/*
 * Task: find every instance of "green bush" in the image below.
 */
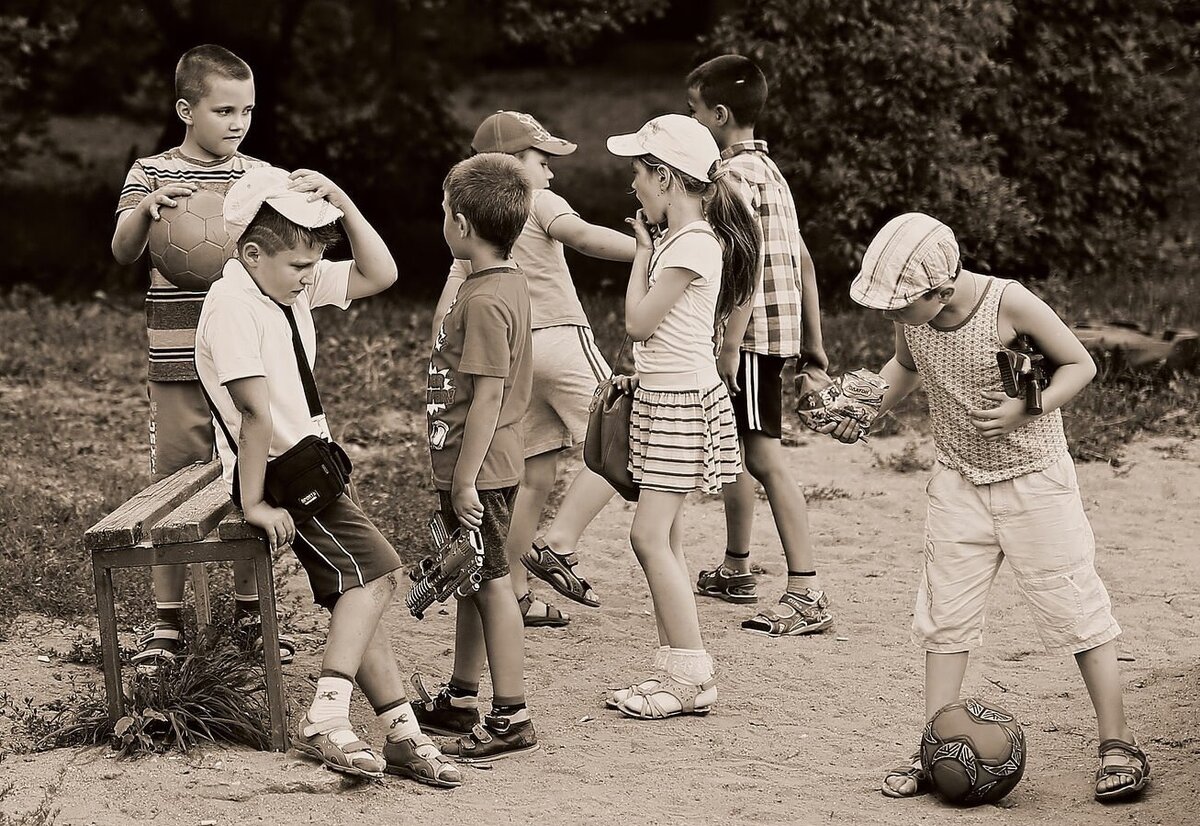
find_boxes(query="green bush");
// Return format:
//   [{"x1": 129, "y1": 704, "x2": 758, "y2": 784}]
[{"x1": 706, "y1": 0, "x2": 1199, "y2": 292}]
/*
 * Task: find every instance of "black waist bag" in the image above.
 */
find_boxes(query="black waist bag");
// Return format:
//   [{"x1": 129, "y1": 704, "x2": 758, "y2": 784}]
[{"x1": 233, "y1": 436, "x2": 352, "y2": 522}]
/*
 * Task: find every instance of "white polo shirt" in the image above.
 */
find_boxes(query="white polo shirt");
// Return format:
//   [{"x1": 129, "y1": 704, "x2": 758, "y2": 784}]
[{"x1": 195, "y1": 257, "x2": 352, "y2": 494}]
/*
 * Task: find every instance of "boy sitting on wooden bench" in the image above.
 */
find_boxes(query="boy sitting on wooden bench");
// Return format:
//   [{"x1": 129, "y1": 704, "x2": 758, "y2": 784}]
[{"x1": 194, "y1": 166, "x2": 461, "y2": 787}]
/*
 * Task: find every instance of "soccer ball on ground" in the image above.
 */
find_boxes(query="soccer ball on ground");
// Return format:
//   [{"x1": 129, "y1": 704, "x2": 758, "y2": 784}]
[
  {"x1": 920, "y1": 697, "x2": 1026, "y2": 805},
  {"x1": 148, "y1": 188, "x2": 236, "y2": 290}
]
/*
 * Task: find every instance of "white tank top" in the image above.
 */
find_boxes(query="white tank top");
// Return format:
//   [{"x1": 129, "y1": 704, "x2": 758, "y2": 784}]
[{"x1": 903, "y1": 274, "x2": 1069, "y2": 485}]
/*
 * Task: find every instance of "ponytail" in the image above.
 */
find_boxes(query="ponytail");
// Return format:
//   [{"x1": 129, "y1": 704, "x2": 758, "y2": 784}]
[
  {"x1": 640, "y1": 154, "x2": 761, "y2": 321},
  {"x1": 703, "y1": 171, "x2": 760, "y2": 321}
]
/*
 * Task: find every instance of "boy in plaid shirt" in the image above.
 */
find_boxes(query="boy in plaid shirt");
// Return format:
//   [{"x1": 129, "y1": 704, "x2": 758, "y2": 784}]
[{"x1": 687, "y1": 55, "x2": 836, "y2": 636}]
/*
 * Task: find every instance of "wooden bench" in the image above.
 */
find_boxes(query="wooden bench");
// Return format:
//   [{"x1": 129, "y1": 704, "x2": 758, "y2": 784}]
[{"x1": 84, "y1": 460, "x2": 288, "y2": 751}]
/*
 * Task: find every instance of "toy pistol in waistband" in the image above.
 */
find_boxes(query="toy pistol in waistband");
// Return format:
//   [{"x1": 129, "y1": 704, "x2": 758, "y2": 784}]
[{"x1": 405, "y1": 512, "x2": 484, "y2": 620}]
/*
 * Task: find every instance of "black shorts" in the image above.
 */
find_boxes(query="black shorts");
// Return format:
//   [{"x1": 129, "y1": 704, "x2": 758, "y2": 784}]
[
  {"x1": 437, "y1": 486, "x2": 518, "y2": 582},
  {"x1": 291, "y1": 494, "x2": 404, "y2": 608},
  {"x1": 730, "y1": 351, "x2": 785, "y2": 439}
]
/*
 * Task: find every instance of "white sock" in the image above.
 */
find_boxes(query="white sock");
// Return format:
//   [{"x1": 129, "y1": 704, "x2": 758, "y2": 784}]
[
  {"x1": 666, "y1": 648, "x2": 714, "y2": 685},
  {"x1": 653, "y1": 645, "x2": 670, "y2": 671},
  {"x1": 379, "y1": 701, "x2": 422, "y2": 742},
  {"x1": 308, "y1": 676, "x2": 353, "y2": 722}
]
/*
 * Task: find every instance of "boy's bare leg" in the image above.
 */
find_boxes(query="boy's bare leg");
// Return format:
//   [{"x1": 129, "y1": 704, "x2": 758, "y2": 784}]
[
  {"x1": 719, "y1": 460, "x2": 756, "y2": 573},
  {"x1": 322, "y1": 573, "x2": 398, "y2": 676},
  {"x1": 539, "y1": 466, "x2": 617, "y2": 553},
  {"x1": 452, "y1": 591, "x2": 487, "y2": 687},
  {"x1": 743, "y1": 432, "x2": 818, "y2": 578},
  {"x1": 474, "y1": 575, "x2": 526, "y2": 701},
  {"x1": 884, "y1": 651, "x2": 970, "y2": 797},
  {"x1": 353, "y1": 621, "x2": 406, "y2": 706},
  {"x1": 504, "y1": 451, "x2": 563, "y2": 619},
  {"x1": 1077, "y1": 640, "x2": 1140, "y2": 793},
  {"x1": 151, "y1": 565, "x2": 187, "y2": 607}
]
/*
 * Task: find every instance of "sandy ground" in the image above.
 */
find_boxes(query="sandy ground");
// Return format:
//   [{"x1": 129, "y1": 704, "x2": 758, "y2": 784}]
[{"x1": 1, "y1": 433, "x2": 1197, "y2": 826}]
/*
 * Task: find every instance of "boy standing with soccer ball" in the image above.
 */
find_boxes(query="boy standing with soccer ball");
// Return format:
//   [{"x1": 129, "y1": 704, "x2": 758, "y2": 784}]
[
  {"x1": 110, "y1": 45, "x2": 293, "y2": 668},
  {"x1": 824, "y1": 213, "x2": 1150, "y2": 803}
]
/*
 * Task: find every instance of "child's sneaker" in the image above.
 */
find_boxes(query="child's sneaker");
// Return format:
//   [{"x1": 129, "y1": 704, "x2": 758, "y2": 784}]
[
  {"x1": 444, "y1": 711, "x2": 538, "y2": 764},
  {"x1": 695, "y1": 565, "x2": 758, "y2": 604},
  {"x1": 410, "y1": 673, "x2": 480, "y2": 737},
  {"x1": 741, "y1": 589, "x2": 833, "y2": 636},
  {"x1": 383, "y1": 732, "x2": 463, "y2": 788}
]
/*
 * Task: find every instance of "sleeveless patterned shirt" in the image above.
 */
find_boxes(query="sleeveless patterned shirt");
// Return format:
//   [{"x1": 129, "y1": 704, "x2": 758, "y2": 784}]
[{"x1": 903, "y1": 274, "x2": 1068, "y2": 485}]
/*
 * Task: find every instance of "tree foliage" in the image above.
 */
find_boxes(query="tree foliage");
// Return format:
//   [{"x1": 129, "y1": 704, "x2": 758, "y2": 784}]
[{"x1": 706, "y1": 0, "x2": 1199, "y2": 286}]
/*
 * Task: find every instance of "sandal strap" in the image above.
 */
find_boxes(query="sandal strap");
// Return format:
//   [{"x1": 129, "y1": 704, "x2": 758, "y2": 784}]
[
  {"x1": 1098, "y1": 738, "x2": 1145, "y2": 760},
  {"x1": 639, "y1": 676, "x2": 715, "y2": 717}
]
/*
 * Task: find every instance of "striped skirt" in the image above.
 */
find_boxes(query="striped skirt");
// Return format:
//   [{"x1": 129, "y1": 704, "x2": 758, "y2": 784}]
[{"x1": 628, "y1": 383, "x2": 741, "y2": 494}]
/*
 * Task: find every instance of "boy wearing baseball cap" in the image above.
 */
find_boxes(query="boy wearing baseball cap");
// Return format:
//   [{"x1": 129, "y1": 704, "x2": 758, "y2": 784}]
[
  {"x1": 825, "y1": 213, "x2": 1149, "y2": 803},
  {"x1": 195, "y1": 167, "x2": 462, "y2": 788},
  {"x1": 432, "y1": 111, "x2": 637, "y2": 628}
]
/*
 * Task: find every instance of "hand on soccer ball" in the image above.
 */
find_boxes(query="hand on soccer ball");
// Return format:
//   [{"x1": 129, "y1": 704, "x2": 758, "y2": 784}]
[{"x1": 142, "y1": 183, "x2": 198, "y2": 221}]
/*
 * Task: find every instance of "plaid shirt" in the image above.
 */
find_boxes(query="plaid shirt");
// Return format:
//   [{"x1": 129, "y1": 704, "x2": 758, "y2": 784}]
[{"x1": 720, "y1": 140, "x2": 806, "y2": 357}]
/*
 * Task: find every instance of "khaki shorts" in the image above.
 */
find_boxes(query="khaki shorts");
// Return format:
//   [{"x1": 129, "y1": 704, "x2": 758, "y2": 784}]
[
  {"x1": 149, "y1": 380, "x2": 215, "y2": 480},
  {"x1": 914, "y1": 454, "x2": 1121, "y2": 655},
  {"x1": 524, "y1": 325, "x2": 611, "y2": 457}
]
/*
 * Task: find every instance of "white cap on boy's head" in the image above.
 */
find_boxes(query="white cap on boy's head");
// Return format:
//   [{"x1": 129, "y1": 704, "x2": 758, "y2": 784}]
[
  {"x1": 850, "y1": 213, "x2": 961, "y2": 310},
  {"x1": 606, "y1": 114, "x2": 720, "y2": 183},
  {"x1": 223, "y1": 167, "x2": 344, "y2": 243}
]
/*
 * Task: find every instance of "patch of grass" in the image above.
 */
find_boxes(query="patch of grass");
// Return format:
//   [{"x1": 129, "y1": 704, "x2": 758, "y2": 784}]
[
  {"x1": 873, "y1": 440, "x2": 935, "y2": 474},
  {"x1": 1, "y1": 630, "x2": 271, "y2": 756}
]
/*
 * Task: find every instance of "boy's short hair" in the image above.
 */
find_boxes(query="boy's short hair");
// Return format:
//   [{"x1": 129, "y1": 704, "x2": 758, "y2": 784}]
[
  {"x1": 238, "y1": 205, "x2": 342, "y2": 256},
  {"x1": 176, "y1": 44, "x2": 253, "y2": 104},
  {"x1": 443, "y1": 153, "x2": 532, "y2": 257},
  {"x1": 686, "y1": 54, "x2": 768, "y2": 127}
]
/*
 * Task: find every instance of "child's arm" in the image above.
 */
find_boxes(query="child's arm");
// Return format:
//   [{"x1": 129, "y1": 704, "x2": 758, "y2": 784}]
[
  {"x1": 968, "y1": 284, "x2": 1096, "y2": 440},
  {"x1": 111, "y1": 183, "x2": 200, "y2": 264},
  {"x1": 288, "y1": 170, "x2": 397, "y2": 299},
  {"x1": 825, "y1": 324, "x2": 922, "y2": 443},
  {"x1": 718, "y1": 291, "x2": 756, "y2": 392},
  {"x1": 431, "y1": 262, "x2": 467, "y2": 342},
  {"x1": 451, "y1": 376, "x2": 503, "y2": 529},
  {"x1": 796, "y1": 234, "x2": 831, "y2": 376},
  {"x1": 548, "y1": 214, "x2": 637, "y2": 262},
  {"x1": 224, "y1": 376, "x2": 296, "y2": 552},
  {"x1": 623, "y1": 210, "x2": 696, "y2": 341}
]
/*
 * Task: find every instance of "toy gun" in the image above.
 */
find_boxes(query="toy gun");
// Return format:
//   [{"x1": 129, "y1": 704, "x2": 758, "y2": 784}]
[
  {"x1": 405, "y1": 512, "x2": 484, "y2": 619},
  {"x1": 996, "y1": 334, "x2": 1050, "y2": 415}
]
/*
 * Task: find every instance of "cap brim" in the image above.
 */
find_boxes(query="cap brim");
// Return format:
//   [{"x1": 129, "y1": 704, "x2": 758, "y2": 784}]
[
  {"x1": 606, "y1": 133, "x2": 644, "y2": 157},
  {"x1": 267, "y1": 193, "x2": 345, "y2": 231},
  {"x1": 533, "y1": 137, "x2": 577, "y2": 156}
]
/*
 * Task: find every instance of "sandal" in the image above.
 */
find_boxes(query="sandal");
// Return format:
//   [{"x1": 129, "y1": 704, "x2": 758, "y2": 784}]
[
  {"x1": 695, "y1": 565, "x2": 758, "y2": 604},
  {"x1": 881, "y1": 752, "x2": 928, "y2": 798},
  {"x1": 616, "y1": 676, "x2": 716, "y2": 720},
  {"x1": 518, "y1": 591, "x2": 570, "y2": 629},
  {"x1": 1095, "y1": 738, "x2": 1151, "y2": 802},
  {"x1": 232, "y1": 614, "x2": 297, "y2": 665},
  {"x1": 741, "y1": 590, "x2": 833, "y2": 637},
  {"x1": 604, "y1": 673, "x2": 665, "y2": 710},
  {"x1": 383, "y1": 732, "x2": 463, "y2": 788},
  {"x1": 293, "y1": 714, "x2": 384, "y2": 779},
  {"x1": 131, "y1": 625, "x2": 182, "y2": 670},
  {"x1": 522, "y1": 539, "x2": 600, "y2": 608}
]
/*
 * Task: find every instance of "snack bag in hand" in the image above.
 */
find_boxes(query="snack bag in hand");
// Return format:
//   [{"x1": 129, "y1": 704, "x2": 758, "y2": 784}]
[{"x1": 797, "y1": 369, "x2": 889, "y2": 439}]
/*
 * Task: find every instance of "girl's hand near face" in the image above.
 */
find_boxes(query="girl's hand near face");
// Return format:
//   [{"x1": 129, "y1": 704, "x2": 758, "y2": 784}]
[{"x1": 626, "y1": 209, "x2": 656, "y2": 251}]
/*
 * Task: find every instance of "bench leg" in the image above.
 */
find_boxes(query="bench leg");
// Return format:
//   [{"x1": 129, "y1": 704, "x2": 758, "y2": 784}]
[
  {"x1": 92, "y1": 559, "x2": 124, "y2": 721},
  {"x1": 190, "y1": 562, "x2": 212, "y2": 631},
  {"x1": 253, "y1": 549, "x2": 288, "y2": 752}
]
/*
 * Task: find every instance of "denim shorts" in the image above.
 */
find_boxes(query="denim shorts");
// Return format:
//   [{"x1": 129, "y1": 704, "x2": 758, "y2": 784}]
[{"x1": 913, "y1": 454, "x2": 1121, "y2": 655}]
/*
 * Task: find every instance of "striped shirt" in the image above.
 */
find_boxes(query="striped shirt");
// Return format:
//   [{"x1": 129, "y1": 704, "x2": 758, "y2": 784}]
[
  {"x1": 720, "y1": 140, "x2": 806, "y2": 357},
  {"x1": 116, "y1": 148, "x2": 268, "y2": 381}
]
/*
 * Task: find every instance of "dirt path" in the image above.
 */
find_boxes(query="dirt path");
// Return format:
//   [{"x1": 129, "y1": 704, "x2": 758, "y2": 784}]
[{"x1": 2, "y1": 434, "x2": 1197, "y2": 826}]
